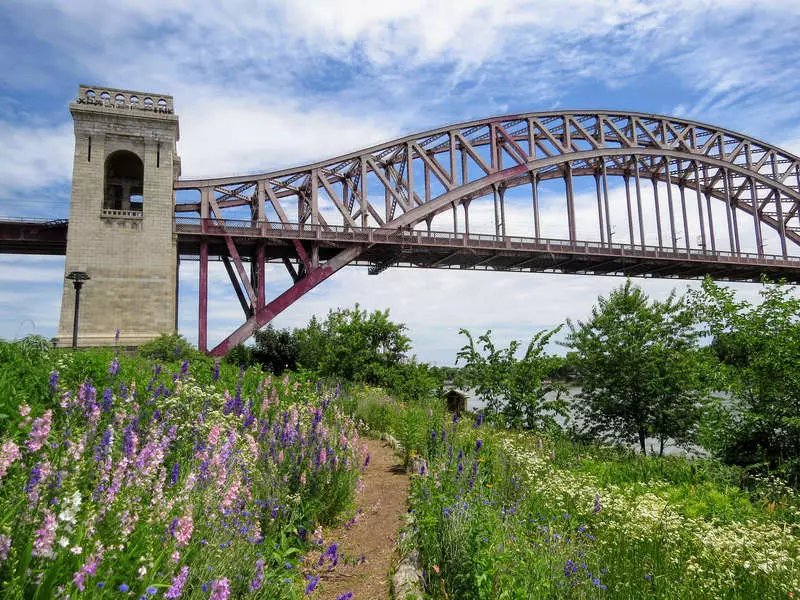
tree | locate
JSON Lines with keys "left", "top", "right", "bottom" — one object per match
{"left": 565, "top": 281, "right": 711, "bottom": 455}
{"left": 456, "top": 328, "right": 566, "bottom": 430}
{"left": 251, "top": 325, "right": 299, "bottom": 374}
{"left": 689, "top": 277, "right": 800, "bottom": 485}
{"left": 297, "top": 305, "right": 411, "bottom": 384}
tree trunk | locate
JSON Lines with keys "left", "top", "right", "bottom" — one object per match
{"left": 659, "top": 437, "right": 665, "bottom": 457}
{"left": 638, "top": 429, "right": 647, "bottom": 455}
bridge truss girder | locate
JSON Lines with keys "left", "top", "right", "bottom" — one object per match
{"left": 174, "top": 111, "right": 800, "bottom": 355}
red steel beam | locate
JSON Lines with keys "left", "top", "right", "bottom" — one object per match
{"left": 199, "top": 242, "right": 208, "bottom": 352}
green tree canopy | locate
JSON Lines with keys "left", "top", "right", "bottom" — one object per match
{"left": 456, "top": 328, "right": 565, "bottom": 430}
{"left": 297, "top": 304, "right": 411, "bottom": 384}
{"left": 251, "top": 324, "right": 299, "bottom": 374}
{"left": 565, "top": 280, "right": 711, "bottom": 455}
{"left": 689, "top": 277, "right": 800, "bottom": 485}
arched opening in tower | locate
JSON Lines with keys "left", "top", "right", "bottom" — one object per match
{"left": 104, "top": 150, "right": 144, "bottom": 213}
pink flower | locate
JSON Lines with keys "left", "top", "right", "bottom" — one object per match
{"left": 26, "top": 410, "right": 52, "bottom": 453}
{"left": 210, "top": 577, "right": 230, "bottom": 600}
{"left": 32, "top": 510, "right": 57, "bottom": 557}
{"left": 299, "top": 472, "right": 307, "bottom": 486}
{"left": 19, "top": 404, "right": 31, "bottom": 417}
{"left": 0, "top": 440, "right": 20, "bottom": 479}
{"left": 174, "top": 510, "right": 194, "bottom": 547}
{"left": 208, "top": 424, "right": 221, "bottom": 446}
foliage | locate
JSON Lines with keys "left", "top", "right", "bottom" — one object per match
{"left": 689, "top": 277, "right": 800, "bottom": 486}
{"left": 296, "top": 305, "right": 411, "bottom": 385}
{"left": 0, "top": 337, "right": 55, "bottom": 436}
{"left": 350, "top": 391, "right": 800, "bottom": 600}
{"left": 223, "top": 343, "right": 252, "bottom": 367}
{"left": 380, "top": 360, "right": 443, "bottom": 403}
{"left": 137, "top": 333, "right": 204, "bottom": 363}
{"left": 251, "top": 325, "right": 300, "bottom": 374}
{"left": 0, "top": 352, "right": 366, "bottom": 598}
{"left": 456, "top": 328, "right": 566, "bottom": 430}
{"left": 565, "top": 280, "right": 712, "bottom": 455}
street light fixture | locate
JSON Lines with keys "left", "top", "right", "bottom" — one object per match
{"left": 65, "top": 271, "right": 90, "bottom": 349}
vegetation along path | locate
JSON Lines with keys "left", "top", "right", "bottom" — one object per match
{"left": 307, "top": 437, "right": 410, "bottom": 600}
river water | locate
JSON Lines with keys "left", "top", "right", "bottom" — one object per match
{"left": 462, "top": 386, "right": 719, "bottom": 457}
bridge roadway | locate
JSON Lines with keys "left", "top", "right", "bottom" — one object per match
{"left": 2, "top": 216, "right": 799, "bottom": 283}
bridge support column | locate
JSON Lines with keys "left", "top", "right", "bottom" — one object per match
{"left": 565, "top": 163, "right": 577, "bottom": 243}
{"left": 199, "top": 242, "right": 208, "bottom": 352}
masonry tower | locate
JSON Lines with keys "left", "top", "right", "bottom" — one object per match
{"left": 56, "top": 85, "right": 180, "bottom": 347}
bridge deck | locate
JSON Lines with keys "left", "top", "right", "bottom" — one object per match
{"left": 0, "top": 218, "right": 68, "bottom": 255}
{"left": 173, "top": 218, "right": 800, "bottom": 283}
{"left": 2, "top": 218, "right": 799, "bottom": 283}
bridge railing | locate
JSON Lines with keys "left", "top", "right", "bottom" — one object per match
{"left": 173, "top": 216, "right": 800, "bottom": 265}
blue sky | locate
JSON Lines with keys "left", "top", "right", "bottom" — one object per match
{"left": 1, "top": 0, "right": 799, "bottom": 364}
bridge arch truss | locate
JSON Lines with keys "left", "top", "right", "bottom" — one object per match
{"left": 174, "top": 111, "right": 800, "bottom": 355}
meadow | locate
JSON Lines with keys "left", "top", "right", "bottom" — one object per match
{"left": 2, "top": 333, "right": 800, "bottom": 599}
{"left": 350, "top": 389, "right": 800, "bottom": 600}
{"left": 0, "top": 338, "right": 364, "bottom": 599}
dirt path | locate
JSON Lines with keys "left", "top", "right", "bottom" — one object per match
{"left": 306, "top": 437, "right": 409, "bottom": 600}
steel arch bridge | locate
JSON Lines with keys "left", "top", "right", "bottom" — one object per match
{"left": 172, "top": 111, "right": 800, "bottom": 355}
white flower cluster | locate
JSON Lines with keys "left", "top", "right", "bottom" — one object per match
{"left": 498, "top": 435, "right": 800, "bottom": 594}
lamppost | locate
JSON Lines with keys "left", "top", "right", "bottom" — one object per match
{"left": 65, "top": 271, "right": 90, "bottom": 349}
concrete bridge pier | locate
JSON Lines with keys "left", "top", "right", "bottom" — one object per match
{"left": 56, "top": 86, "right": 180, "bottom": 348}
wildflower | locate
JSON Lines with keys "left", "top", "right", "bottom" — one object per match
{"left": 250, "top": 559, "right": 265, "bottom": 591}
{"left": 453, "top": 413, "right": 459, "bottom": 425}
{"left": 305, "top": 575, "right": 320, "bottom": 594}
{"left": 0, "top": 534, "right": 11, "bottom": 561}
{"left": 49, "top": 371, "right": 59, "bottom": 393}
{"left": 209, "top": 578, "right": 230, "bottom": 600}
{"left": 32, "top": 510, "right": 57, "bottom": 557}
{"left": 476, "top": 439, "right": 483, "bottom": 452}
{"left": 72, "top": 549, "right": 103, "bottom": 591}
{"left": 174, "top": 510, "right": 194, "bottom": 547}
{"left": 208, "top": 424, "right": 221, "bottom": 446}
{"left": 645, "top": 574, "right": 652, "bottom": 581}
{"left": 169, "top": 462, "right": 180, "bottom": 487}
{"left": 0, "top": 440, "right": 20, "bottom": 479}
{"left": 336, "top": 593, "right": 353, "bottom": 600}
{"left": 432, "top": 565, "right": 440, "bottom": 574}
{"left": 109, "top": 357, "right": 120, "bottom": 376}
{"left": 26, "top": 410, "right": 53, "bottom": 452}
{"left": 146, "top": 586, "right": 157, "bottom": 595}
{"left": 593, "top": 493, "right": 602, "bottom": 515}
{"left": 165, "top": 566, "right": 189, "bottom": 598}
{"left": 474, "top": 413, "right": 484, "bottom": 427}
{"left": 212, "top": 361, "right": 220, "bottom": 382}
{"left": 364, "top": 453, "right": 370, "bottom": 467}
{"left": 119, "top": 583, "right": 130, "bottom": 592}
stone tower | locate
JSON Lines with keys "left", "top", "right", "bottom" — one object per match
{"left": 56, "top": 85, "right": 180, "bottom": 347}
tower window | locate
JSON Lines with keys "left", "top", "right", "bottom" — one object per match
{"left": 104, "top": 150, "right": 144, "bottom": 214}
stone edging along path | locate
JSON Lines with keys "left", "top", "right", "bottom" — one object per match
{"left": 303, "top": 435, "right": 424, "bottom": 600}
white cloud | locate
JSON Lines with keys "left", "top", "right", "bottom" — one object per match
{"left": 0, "top": 122, "right": 73, "bottom": 193}
{"left": 176, "top": 90, "right": 401, "bottom": 178}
